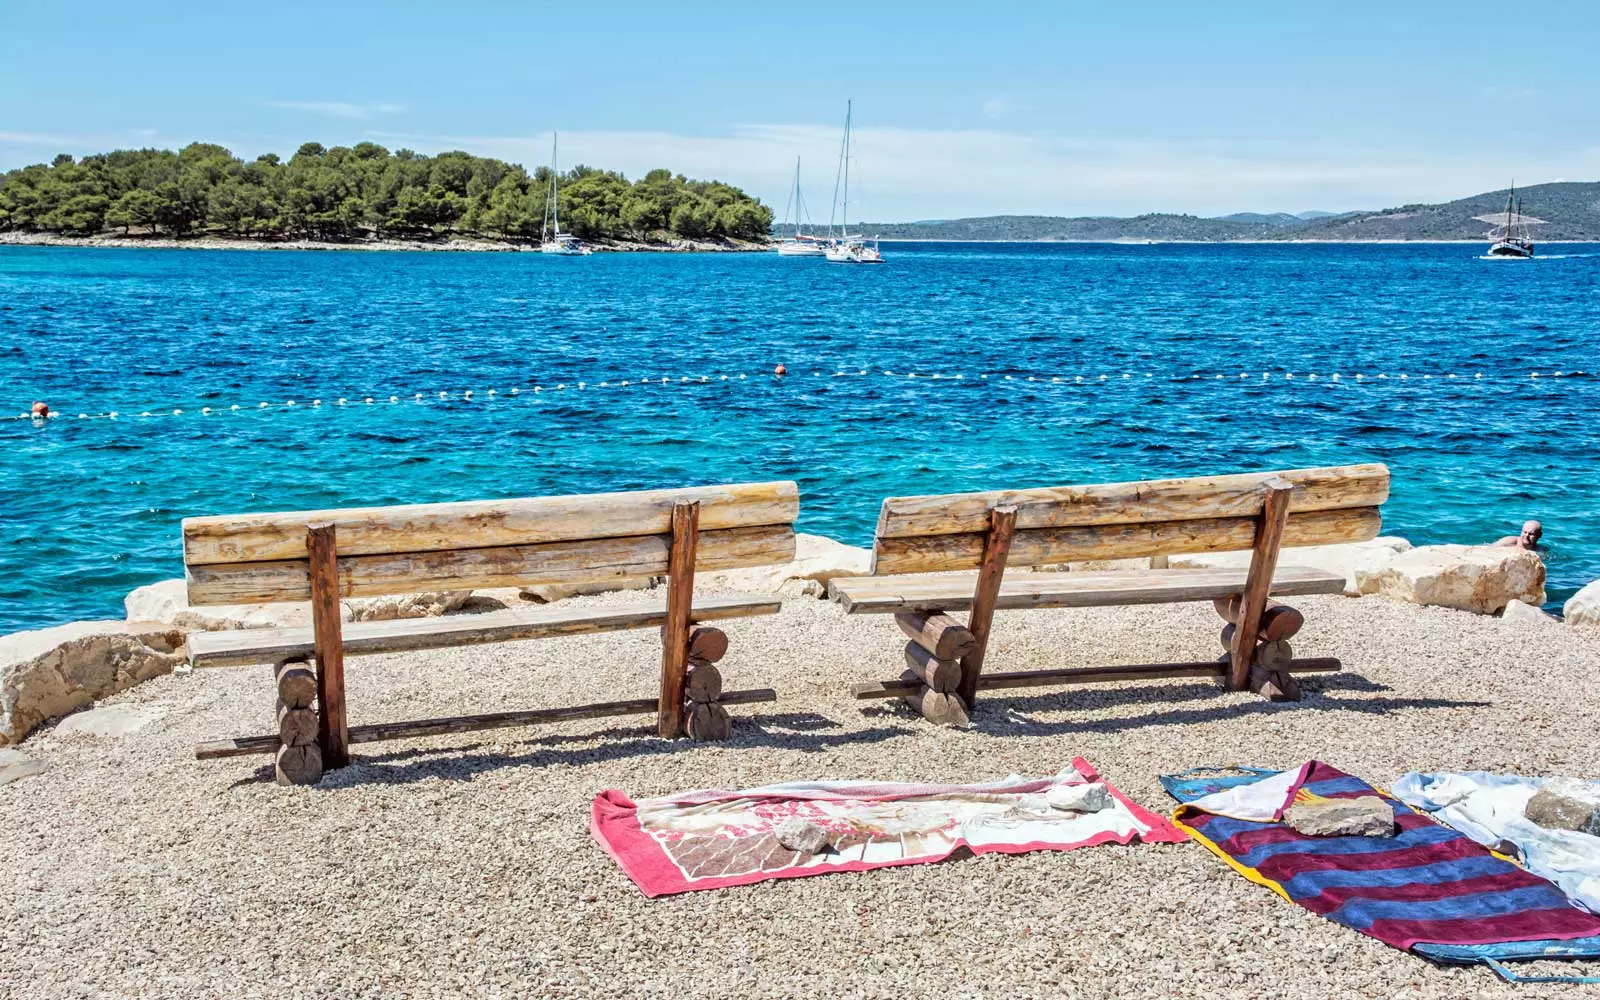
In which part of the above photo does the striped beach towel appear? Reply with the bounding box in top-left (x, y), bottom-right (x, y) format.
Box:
top-left (1169, 762), bottom-right (1600, 983)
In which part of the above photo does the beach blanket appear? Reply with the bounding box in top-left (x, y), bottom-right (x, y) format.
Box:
top-left (1167, 763), bottom-right (1600, 984)
top-left (1393, 770), bottom-right (1600, 915)
top-left (592, 757), bottom-right (1184, 897)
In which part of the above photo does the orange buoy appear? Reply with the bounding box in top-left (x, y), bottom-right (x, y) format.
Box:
top-left (30, 401), bottom-right (49, 418)
top-left (773, 364), bottom-right (787, 377)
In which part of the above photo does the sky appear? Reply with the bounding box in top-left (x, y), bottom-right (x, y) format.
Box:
top-left (3, 0), bottom-right (1598, 221)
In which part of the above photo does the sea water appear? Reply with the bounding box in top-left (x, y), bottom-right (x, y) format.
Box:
top-left (2, 241), bottom-right (1597, 633)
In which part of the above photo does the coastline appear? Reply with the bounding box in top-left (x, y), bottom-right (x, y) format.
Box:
top-left (0, 230), bottom-right (773, 254)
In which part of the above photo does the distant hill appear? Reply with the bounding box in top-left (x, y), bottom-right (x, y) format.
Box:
top-left (856, 182), bottom-right (1600, 242)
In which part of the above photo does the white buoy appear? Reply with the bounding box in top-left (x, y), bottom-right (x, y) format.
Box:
top-left (463, 390), bottom-right (473, 399)
top-left (173, 408), bottom-right (183, 415)
top-left (389, 396), bottom-right (398, 403)
top-left (337, 398), bottom-right (347, 405)
top-left (260, 402), bottom-right (270, 408)
top-left (230, 405), bottom-right (239, 411)
top-left (286, 400), bottom-right (297, 406)
top-left (142, 411), bottom-right (152, 417)
top-left (109, 411), bottom-right (118, 418)
top-left (312, 399), bottom-right (322, 406)
top-left (201, 407), bottom-right (211, 414)
top-left (510, 388), bottom-right (520, 394)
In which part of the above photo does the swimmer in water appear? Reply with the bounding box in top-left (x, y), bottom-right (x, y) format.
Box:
top-left (1494, 520), bottom-right (1543, 552)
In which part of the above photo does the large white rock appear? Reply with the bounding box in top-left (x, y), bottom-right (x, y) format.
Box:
top-left (1, 621), bottom-right (187, 745)
top-left (696, 533), bottom-right (872, 598)
top-left (1170, 537), bottom-right (1412, 597)
top-left (342, 591), bottom-right (473, 622)
top-left (1502, 599), bottom-right (1557, 624)
top-left (520, 577), bottom-right (660, 603)
top-left (54, 703), bottom-right (166, 738)
top-left (1564, 581), bottom-right (1600, 629)
top-left (0, 747), bottom-right (46, 786)
top-left (1372, 545), bottom-right (1546, 615)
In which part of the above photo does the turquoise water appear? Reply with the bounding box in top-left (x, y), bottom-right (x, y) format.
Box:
top-left (2, 241), bottom-right (1597, 633)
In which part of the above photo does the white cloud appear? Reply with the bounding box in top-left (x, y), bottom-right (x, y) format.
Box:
top-left (367, 124), bottom-right (1600, 220)
top-left (264, 101), bottom-right (405, 121)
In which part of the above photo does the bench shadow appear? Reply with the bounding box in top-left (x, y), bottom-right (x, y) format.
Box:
top-left (955, 670), bottom-right (1491, 739)
top-left (253, 709), bottom-right (910, 789)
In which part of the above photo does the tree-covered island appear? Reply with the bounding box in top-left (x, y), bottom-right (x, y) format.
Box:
top-left (0, 142), bottom-right (774, 246)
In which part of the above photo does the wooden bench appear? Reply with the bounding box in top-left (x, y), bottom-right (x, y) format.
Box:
top-left (829, 464), bottom-right (1389, 724)
top-left (186, 481), bottom-right (799, 782)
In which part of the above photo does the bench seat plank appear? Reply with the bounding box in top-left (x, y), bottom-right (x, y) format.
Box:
top-left (188, 592), bottom-right (782, 668)
top-left (829, 566), bottom-right (1345, 614)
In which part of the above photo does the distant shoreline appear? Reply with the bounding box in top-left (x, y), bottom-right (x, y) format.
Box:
top-left (0, 231), bottom-right (772, 254)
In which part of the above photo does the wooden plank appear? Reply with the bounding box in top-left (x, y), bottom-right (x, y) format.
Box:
top-left (875, 464), bottom-right (1388, 539)
top-left (183, 481), bottom-right (799, 566)
top-left (895, 611), bottom-right (976, 660)
top-left (306, 523), bottom-right (349, 770)
top-left (195, 688), bottom-right (781, 759)
top-left (186, 524), bottom-right (795, 606)
top-left (1229, 478), bottom-right (1295, 690)
top-left (956, 506), bottom-right (1017, 708)
top-left (870, 506), bottom-right (1380, 576)
top-left (849, 658), bottom-right (1342, 699)
top-left (830, 565), bottom-right (1346, 614)
top-left (189, 593), bottom-right (782, 668)
top-left (658, 501), bottom-right (699, 739)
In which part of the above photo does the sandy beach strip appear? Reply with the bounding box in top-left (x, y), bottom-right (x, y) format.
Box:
top-left (3, 591), bottom-right (1598, 998)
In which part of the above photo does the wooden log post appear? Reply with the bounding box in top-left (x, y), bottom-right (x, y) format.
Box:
top-left (686, 701), bottom-right (732, 741)
top-left (305, 523), bottom-right (349, 770)
top-left (658, 500), bottom-right (700, 738)
top-left (895, 611), bottom-right (977, 661)
top-left (903, 641), bottom-right (962, 693)
top-left (685, 660), bottom-right (724, 704)
top-left (1214, 598), bottom-right (1305, 643)
top-left (275, 743), bottom-right (324, 786)
top-left (956, 505), bottom-right (1018, 711)
top-left (275, 658), bottom-right (317, 709)
top-left (901, 670), bottom-right (970, 726)
top-left (1228, 479), bottom-right (1295, 692)
top-left (278, 701), bottom-right (319, 747)
top-left (687, 626), bottom-right (728, 664)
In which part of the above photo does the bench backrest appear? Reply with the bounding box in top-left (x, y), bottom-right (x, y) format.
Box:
top-left (868, 464), bottom-right (1388, 575)
top-left (183, 481), bottom-right (799, 606)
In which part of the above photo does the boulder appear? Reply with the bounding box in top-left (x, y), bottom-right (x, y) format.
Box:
top-left (125, 578), bottom-right (310, 631)
top-left (1170, 537), bottom-right (1412, 597)
top-left (697, 533), bottom-right (871, 598)
top-left (0, 748), bottom-right (46, 786)
top-left (1564, 581), bottom-right (1600, 629)
top-left (343, 590), bottom-right (472, 622)
top-left (1371, 545), bottom-right (1545, 615)
top-left (1524, 778), bottom-right (1600, 836)
top-left (1, 621), bottom-right (187, 745)
top-left (53, 703), bottom-right (166, 737)
top-left (774, 817), bottom-right (831, 855)
top-left (1285, 795), bottom-right (1396, 838)
top-left (1502, 599), bottom-right (1558, 624)
top-left (1030, 557), bottom-right (1155, 573)
top-left (520, 577), bottom-right (659, 604)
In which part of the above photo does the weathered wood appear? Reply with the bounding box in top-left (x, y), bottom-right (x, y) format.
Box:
top-left (275, 743), bottom-right (323, 785)
top-left (903, 641), bottom-right (963, 693)
top-left (190, 593), bottom-right (780, 668)
top-left (1213, 597), bottom-right (1305, 642)
top-left (305, 523), bottom-right (349, 769)
top-left (685, 660), bottom-right (723, 703)
top-left (902, 681), bottom-right (970, 726)
top-left (685, 701), bottom-right (732, 741)
top-left (831, 565), bottom-right (1345, 615)
top-left (870, 506), bottom-right (1380, 576)
top-left (957, 505), bottom-right (1018, 708)
top-left (186, 524), bottom-right (796, 606)
top-left (1229, 479), bottom-right (1295, 691)
top-left (687, 627), bottom-right (729, 664)
top-left (1248, 665), bottom-right (1303, 702)
top-left (195, 688), bottom-right (781, 758)
top-left (875, 464), bottom-right (1389, 539)
top-left (277, 702), bottom-right (319, 747)
top-left (849, 657), bottom-right (1342, 699)
top-left (894, 611), bottom-right (976, 660)
top-left (274, 659), bottom-right (317, 709)
top-left (658, 501), bottom-right (699, 739)
top-left (1254, 639), bottom-right (1293, 671)
top-left (183, 481), bottom-right (800, 566)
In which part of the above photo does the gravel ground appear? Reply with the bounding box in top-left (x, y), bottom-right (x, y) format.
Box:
top-left (3, 592), bottom-right (1598, 999)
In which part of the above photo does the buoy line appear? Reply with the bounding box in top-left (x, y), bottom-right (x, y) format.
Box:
top-left (8, 368), bottom-right (1594, 424)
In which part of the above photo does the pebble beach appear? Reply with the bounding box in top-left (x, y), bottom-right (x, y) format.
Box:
top-left (5, 589), bottom-right (1598, 998)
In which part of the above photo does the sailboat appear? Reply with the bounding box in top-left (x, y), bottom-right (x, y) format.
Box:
top-left (774, 157), bottom-right (826, 257)
top-left (1486, 183), bottom-right (1534, 259)
top-left (540, 132), bottom-right (592, 256)
top-left (824, 100), bottom-right (885, 264)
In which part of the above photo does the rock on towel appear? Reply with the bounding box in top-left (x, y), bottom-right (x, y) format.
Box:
top-left (1172, 761), bottom-right (1600, 953)
top-left (591, 757), bottom-right (1184, 897)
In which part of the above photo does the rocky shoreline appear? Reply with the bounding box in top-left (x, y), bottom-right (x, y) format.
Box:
top-left (3, 532), bottom-right (1598, 750)
top-left (0, 230), bottom-right (773, 254)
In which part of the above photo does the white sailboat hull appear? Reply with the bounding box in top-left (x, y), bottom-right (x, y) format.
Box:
top-left (776, 241), bottom-right (827, 257)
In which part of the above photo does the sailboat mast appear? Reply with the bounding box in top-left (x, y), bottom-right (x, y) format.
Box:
top-left (793, 157), bottom-right (802, 238)
top-left (551, 132), bottom-right (561, 236)
top-left (841, 100), bottom-right (852, 236)
top-left (1504, 183), bottom-right (1514, 240)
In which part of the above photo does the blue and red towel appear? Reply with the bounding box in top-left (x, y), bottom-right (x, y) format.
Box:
top-left (1168, 762), bottom-right (1600, 982)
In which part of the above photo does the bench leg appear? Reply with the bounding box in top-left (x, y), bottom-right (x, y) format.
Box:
top-left (1215, 596), bottom-right (1307, 703)
top-left (1227, 478), bottom-right (1294, 692)
top-left (955, 505), bottom-right (1018, 712)
top-left (658, 500), bottom-right (700, 738)
top-left (306, 522), bottom-right (350, 771)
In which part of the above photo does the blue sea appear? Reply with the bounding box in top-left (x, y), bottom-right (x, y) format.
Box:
top-left (2, 241), bottom-right (1597, 634)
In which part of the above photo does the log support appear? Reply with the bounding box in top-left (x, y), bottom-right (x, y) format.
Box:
top-left (306, 523), bottom-right (349, 775)
top-left (1227, 479), bottom-right (1295, 693)
top-left (955, 505), bottom-right (1018, 712)
top-left (658, 501), bottom-right (700, 738)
